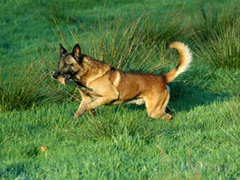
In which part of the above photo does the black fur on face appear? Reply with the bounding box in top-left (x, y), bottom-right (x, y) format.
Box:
top-left (51, 43), bottom-right (83, 80)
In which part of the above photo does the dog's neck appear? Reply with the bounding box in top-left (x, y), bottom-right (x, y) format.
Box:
top-left (73, 56), bottom-right (111, 88)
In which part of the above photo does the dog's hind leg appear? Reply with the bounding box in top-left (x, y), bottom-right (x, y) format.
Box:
top-left (155, 92), bottom-right (172, 120)
top-left (145, 90), bottom-right (172, 120)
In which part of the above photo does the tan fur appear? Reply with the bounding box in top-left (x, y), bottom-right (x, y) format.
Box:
top-left (53, 42), bottom-right (192, 119)
top-left (164, 42), bottom-right (192, 83)
top-left (57, 76), bottom-right (66, 85)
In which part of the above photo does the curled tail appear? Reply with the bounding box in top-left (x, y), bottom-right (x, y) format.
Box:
top-left (164, 42), bottom-right (192, 83)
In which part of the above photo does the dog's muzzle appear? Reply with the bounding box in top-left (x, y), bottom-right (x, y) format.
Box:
top-left (51, 71), bottom-right (71, 81)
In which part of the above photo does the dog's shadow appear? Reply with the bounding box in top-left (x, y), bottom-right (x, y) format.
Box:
top-left (168, 82), bottom-right (231, 112)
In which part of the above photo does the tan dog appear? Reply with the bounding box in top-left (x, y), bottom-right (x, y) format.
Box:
top-left (52, 42), bottom-right (192, 120)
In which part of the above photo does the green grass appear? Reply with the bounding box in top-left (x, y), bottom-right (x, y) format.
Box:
top-left (0, 0), bottom-right (240, 179)
top-left (197, 24), bottom-right (240, 69)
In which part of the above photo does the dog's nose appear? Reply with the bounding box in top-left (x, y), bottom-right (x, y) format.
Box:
top-left (51, 72), bottom-right (58, 79)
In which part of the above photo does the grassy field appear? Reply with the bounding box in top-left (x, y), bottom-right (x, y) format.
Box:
top-left (0, 0), bottom-right (240, 179)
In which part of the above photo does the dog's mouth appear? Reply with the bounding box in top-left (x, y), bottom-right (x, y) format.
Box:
top-left (58, 75), bottom-right (73, 86)
top-left (56, 76), bottom-right (66, 85)
top-left (51, 71), bottom-right (75, 85)
top-left (62, 74), bottom-right (71, 80)
top-left (58, 74), bottom-right (73, 85)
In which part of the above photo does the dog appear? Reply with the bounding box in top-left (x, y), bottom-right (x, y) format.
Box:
top-left (51, 42), bottom-right (192, 120)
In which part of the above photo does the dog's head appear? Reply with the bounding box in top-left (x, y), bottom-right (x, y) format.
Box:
top-left (51, 44), bottom-right (83, 85)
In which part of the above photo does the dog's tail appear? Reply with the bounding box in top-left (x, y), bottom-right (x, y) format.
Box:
top-left (163, 42), bottom-right (192, 83)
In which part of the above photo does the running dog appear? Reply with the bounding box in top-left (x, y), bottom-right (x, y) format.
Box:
top-left (51, 42), bottom-right (192, 120)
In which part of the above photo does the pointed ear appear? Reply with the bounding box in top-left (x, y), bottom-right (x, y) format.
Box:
top-left (72, 44), bottom-right (81, 60)
top-left (60, 43), bottom-right (67, 57)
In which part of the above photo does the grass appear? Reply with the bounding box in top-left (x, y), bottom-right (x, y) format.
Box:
top-left (0, 0), bottom-right (240, 179)
top-left (191, 1), bottom-right (240, 42)
top-left (0, 60), bottom-right (63, 112)
top-left (197, 24), bottom-right (240, 69)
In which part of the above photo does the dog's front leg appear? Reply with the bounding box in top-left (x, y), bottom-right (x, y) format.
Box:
top-left (86, 95), bottom-right (117, 112)
top-left (74, 101), bottom-right (87, 118)
top-left (81, 83), bottom-right (119, 116)
top-left (86, 97), bottom-right (109, 111)
top-left (74, 101), bottom-right (98, 118)
top-left (74, 88), bottom-right (93, 118)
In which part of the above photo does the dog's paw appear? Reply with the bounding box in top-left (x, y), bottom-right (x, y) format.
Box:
top-left (74, 113), bottom-right (80, 119)
top-left (163, 113), bottom-right (173, 121)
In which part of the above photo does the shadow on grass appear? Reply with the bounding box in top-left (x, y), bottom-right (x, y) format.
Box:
top-left (168, 82), bottom-right (231, 112)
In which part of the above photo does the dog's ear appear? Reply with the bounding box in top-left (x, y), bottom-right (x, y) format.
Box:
top-left (72, 44), bottom-right (81, 60)
top-left (60, 43), bottom-right (67, 57)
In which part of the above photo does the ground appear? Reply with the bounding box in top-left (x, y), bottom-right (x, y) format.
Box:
top-left (0, 0), bottom-right (240, 179)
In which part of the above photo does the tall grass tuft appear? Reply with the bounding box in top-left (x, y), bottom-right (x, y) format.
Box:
top-left (196, 24), bottom-right (240, 69)
top-left (0, 60), bottom-right (66, 112)
top-left (191, 2), bottom-right (240, 42)
top-left (70, 16), bottom-right (175, 74)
